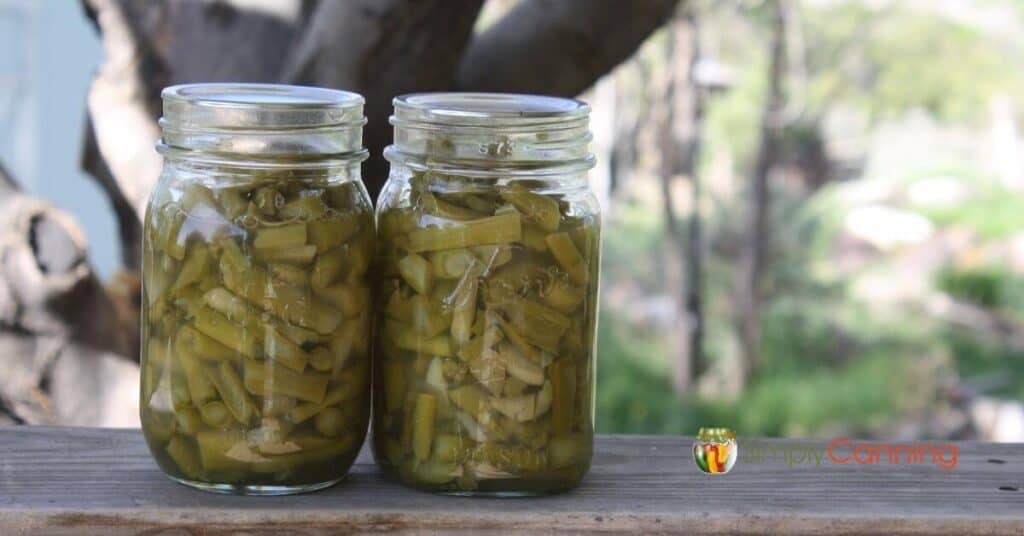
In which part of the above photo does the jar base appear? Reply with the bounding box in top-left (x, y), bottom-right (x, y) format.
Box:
top-left (167, 475), bottom-right (344, 496)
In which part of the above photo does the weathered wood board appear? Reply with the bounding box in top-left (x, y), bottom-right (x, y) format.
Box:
top-left (0, 427), bottom-right (1021, 534)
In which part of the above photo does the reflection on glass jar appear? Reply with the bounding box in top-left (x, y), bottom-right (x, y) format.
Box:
top-left (372, 93), bottom-right (601, 496)
top-left (140, 84), bottom-right (373, 495)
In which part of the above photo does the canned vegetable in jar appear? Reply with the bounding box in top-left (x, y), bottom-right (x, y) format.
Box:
top-left (373, 93), bottom-right (601, 496)
top-left (140, 84), bottom-right (373, 495)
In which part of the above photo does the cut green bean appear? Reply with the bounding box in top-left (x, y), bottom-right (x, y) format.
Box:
top-left (244, 361), bottom-right (328, 404)
top-left (208, 361), bottom-right (254, 423)
top-left (407, 212), bottom-right (522, 253)
top-left (412, 393), bottom-right (437, 461)
top-left (253, 222), bottom-right (306, 250)
top-left (398, 253), bottom-right (433, 294)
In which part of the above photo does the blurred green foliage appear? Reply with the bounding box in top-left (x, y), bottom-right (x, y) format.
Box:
top-left (596, 1), bottom-right (1024, 438)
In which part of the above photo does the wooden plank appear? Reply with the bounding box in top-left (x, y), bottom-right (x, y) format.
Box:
top-left (0, 427), bottom-right (1021, 535)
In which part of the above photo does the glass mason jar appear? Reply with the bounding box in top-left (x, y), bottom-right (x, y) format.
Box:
top-left (372, 93), bottom-right (601, 495)
top-left (140, 84), bottom-right (374, 495)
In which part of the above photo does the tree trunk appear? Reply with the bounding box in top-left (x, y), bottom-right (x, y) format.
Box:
top-left (734, 0), bottom-right (787, 386)
top-left (656, 8), bottom-right (705, 392)
top-left (0, 164), bottom-right (139, 426)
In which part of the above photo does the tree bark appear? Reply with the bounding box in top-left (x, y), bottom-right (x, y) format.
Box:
top-left (80, 0), bottom-right (311, 270)
top-left (0, 164), bottom-right (139, 426)
top-left (457, 0), bottom-right (681, 97)
top-left (735, 0), bottom-right (787, 386)
top-left (286, 0), bottom-right (485, 197)
top-left (657, 8), bottom-right (705, 392)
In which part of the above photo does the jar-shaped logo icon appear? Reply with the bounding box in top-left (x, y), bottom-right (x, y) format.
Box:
top-left (693, 428), bottom-right (737, 474)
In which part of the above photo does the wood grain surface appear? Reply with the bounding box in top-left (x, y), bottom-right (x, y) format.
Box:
top-left (0, 427), bottom-right (1021, 534)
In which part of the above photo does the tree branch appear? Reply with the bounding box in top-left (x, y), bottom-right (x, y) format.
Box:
top-left (456, 0), bottom-right (682, 96)
top-left (0, 163), bottom-right (140, 426)
top-left (80, 0), bottom-right (310, 269)
top-left (80, 0), bottom-right (167, 270)
top-left (286, 0), bottom-right (485, 196)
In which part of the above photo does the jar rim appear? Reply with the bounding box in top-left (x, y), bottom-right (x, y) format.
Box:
top-left (163, 83), bottom-right (365, 126)
top-left (393, 92), bottom-right (589, 127)
top-left (388, 92), bottom-right (593, 170)
top-left (160, 83), bottom-right (366, 158)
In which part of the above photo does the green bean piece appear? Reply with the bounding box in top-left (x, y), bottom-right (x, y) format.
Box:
top-left (412, 393), bottom-right (437, 461)
top-left (450, 277), bottom-right (478, 346)
top-left (202, 287), bottom-right (251, 321)
top-left (178, 345), bottom-right (217, 405)
top-left (383, 362), bottom-right (407, 413)
top-left (432, 434), bottom-right (471, 463)
top-left (549, 435), bottom-right (587, 469)
top-left (309, 346), bottom-right (333, 372)
top-left (244, 361), bottom-right (328, 404)
top-left (384, 290), bottom-right (414, 323)
top-left (253, 222), bottom-right (306, 250)
top-left (255, 244), bottom-right (317, 264)
top-left (192, 307), bottom-right (259, 358)
top-left (431, 249), bottom-right (477, 279)
top-left (279, 196), bottom-right (327, 221)
top-left (171, 243), bottom-right (209, 294)
top-left (500, 190), bottom-right (561, 232)
top-left (545, 232), bottom-right (588, 285)
top-left (316, 282), bottom-right (369, 317)
top-left (387, 320), bottom-right (453, 357)
top-left (253, 187), bottom-right (284, 216)
top-left (177, 325), bottom-right (238, 363)
top-left (315, 407), bottom-right (345, 437)
top-left (550, 360), bottom-right (576, 435)
top-left (199, 401), bottom-right (234, 428)
top-left (208, 361), bottom-right (254, 423)
top-left (288, 402), bottom-right (321, 425)
top-left (218, 188), bottom-right (249, 219)
top-left (542, 279), bottom-right (585, 314)
top-left (308, 216), bottom-right (359, 253)
top-left (411, 294), bottom-right (451, 337)
top-left (421, 191), bottom-right (486, 220)
top-left (264, 325), bottom-right (310, 372)
top-left (520, 226), bottom-right (550, 252)
top-left (269, 263), bottom-right (308, 286)
top-left (166, 436), bottom-right (202, 479)
top-left (176, 407), bottom-right (204, 435)
top-left (407, 212), bottom-right (522, 253)
top-left (398, 253), bottom-right (433, 294)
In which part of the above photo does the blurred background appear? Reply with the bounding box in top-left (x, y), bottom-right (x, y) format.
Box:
top-left (0, 0), bottom-right (1022, 441)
